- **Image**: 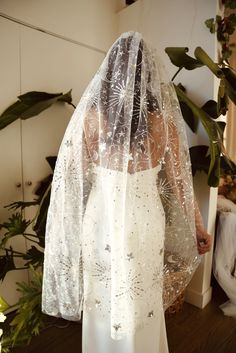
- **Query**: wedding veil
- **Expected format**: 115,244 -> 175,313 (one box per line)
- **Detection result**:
42,31 -> 201,339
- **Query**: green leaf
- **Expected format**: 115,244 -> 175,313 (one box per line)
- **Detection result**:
46,156 -> 57,171
189,145 -> 210,176
176,83 -> 186,93
1,333 -> 33,352
57,89 -> 73,104
217,79 -> 229,115
18,91 -> 63,104
0,101 -> 27,128
0,296 -> 10,312
5,201 -> 38,211
33,157 -> 57,248
217,30 -> 228,43
194,47 -> 224,78
7,267 -> 45,346
175,85 -> 221,186
0,90 -> 73,130
19,92 -> 69,120
225,25 -> 235,36
222,68 -> 236,105
23,246 -> 44,268
228,13 -> 236,26
0,213 -> 31,239
33,184 -> 51,249
220,154 -> 236,175
205,18 -> 216,33
34,189 -> 51,247
0,248 -> 16,281
34,174 -> 52,200
225,0 -> 236,8
201,100 -> 219,119
179,101 -> 199,132
165,47 -> 203,70
225,80 -> 236,105
216,15 -> 222,24
216,121 -> 226,141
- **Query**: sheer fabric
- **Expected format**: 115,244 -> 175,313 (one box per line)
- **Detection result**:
214,211 -> 236,318
42,31 -> 200,340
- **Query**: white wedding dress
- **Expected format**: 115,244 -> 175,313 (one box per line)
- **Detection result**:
82,165 -> 169,353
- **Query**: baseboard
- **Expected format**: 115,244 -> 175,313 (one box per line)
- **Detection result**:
184,286 -> 212,309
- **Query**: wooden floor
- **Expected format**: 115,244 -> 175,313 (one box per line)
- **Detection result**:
166,278 -> 236,353
10,279 -> 236,353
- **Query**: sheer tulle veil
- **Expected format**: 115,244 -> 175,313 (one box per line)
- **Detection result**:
42,31 -> 201,339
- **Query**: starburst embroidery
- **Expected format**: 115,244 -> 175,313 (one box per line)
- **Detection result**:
152,267 -> 162,288
157,177 -> 173,205
92,261 -> 111,288
59,255 -> 77,282
115,270 -> 144,299
133,93 -> 148,118
83,89 -> 99,106
109,80 -> 133,108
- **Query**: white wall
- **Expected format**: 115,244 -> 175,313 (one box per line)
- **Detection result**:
0,0 -> 118,52
117,0 -> 217,308
0,0 -> 119,306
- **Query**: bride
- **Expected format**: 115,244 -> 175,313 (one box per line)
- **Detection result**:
42,31 -> 212,353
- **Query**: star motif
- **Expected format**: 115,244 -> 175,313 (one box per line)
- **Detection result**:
95,299 -> 101,307
100,142 -> 106,152
113,323 -> 121,331
127,253 -> 134,261
128,154 -> 133,161
65,140 -> 72,147
105,244 -> 111,252
148,310 -> 154,317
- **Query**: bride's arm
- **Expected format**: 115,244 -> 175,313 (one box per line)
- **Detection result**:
194,198 -> 212,254
153,114 -> 212,255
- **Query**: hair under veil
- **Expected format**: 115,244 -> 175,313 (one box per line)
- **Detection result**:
42,32 -> 201,340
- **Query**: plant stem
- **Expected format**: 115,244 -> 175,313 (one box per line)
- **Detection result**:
69,102 -> 76,109
1,248 -> 25,256
171,67 -> 183,81
22,235 -> 39,244
0,254 -> 23,258
7,303 -> 19,310
195,47 -> 224,78
14,266 -> 29,270
23,232 -> 40,238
